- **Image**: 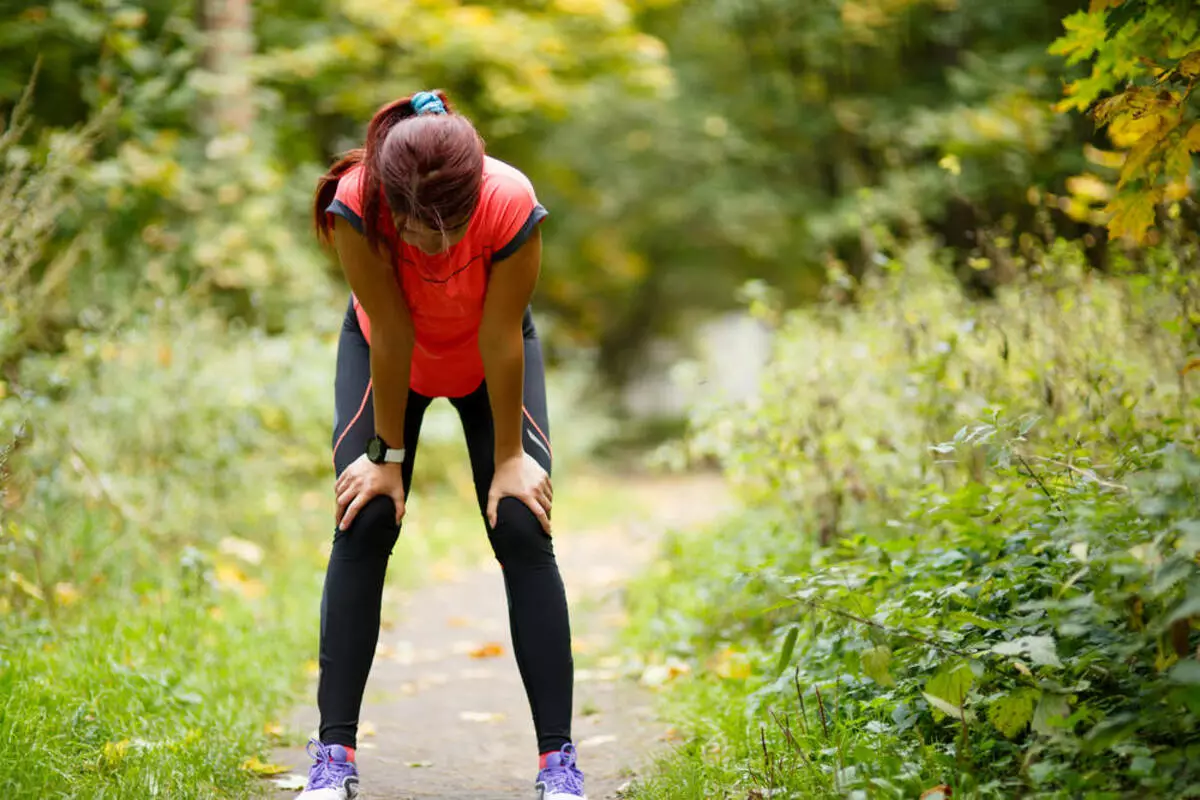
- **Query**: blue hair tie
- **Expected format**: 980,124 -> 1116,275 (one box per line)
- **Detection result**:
411,91 -> 447,116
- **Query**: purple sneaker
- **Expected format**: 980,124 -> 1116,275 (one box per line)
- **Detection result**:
535,743 -> 586,799
297,739 -> 359,799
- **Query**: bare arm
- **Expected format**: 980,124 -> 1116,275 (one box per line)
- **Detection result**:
479,227 -> 542,463
332,216 -> 414,449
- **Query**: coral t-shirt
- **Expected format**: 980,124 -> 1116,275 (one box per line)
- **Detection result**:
326,156 -> 548,398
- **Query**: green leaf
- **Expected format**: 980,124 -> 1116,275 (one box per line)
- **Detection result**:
924,663 -> 975,721
1152,555 -> 1195,597
990,635 -> 1064,668
988,689 -> 1037,739
861,645 -> 895,687
922,691 -> 976,723
1032,693 -> 1071,736
1168,660 -> 1200,685
775,626 -> 798,677
1166,595 -> 1200,627
949,611 -> 1002,630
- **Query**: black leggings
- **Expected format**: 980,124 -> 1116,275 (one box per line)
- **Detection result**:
317,298 -> 573,754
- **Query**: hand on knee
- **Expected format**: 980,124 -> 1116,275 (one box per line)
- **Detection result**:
488,497 -> 554,568
332,495 -> 401,559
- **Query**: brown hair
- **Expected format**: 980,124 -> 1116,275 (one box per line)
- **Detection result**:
313,90 -> 485,253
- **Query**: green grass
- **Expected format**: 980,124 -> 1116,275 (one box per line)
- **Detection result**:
0,552 -> 314,797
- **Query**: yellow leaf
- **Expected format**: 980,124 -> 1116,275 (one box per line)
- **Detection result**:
53,582 -> 81,607
468,642 -> 505,659
1181,358 -> 1200,376
1084,143 -> 1126,169
1176,50 -> 1200,79
1088,0 -> 1122,10
102,740 -> 130,767
241,755 -> 290,776
1106,191 -> 1159,243
8,570 -> 43,601
1117,128 -> 1167,189
1066,173 -> 1113,202
711,647 -> 753,680
263,722 -> 284,736
1184,122 -> 1200,152
938,153 -> 961,176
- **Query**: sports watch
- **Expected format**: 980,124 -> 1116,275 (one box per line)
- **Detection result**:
365,435 -> 405,465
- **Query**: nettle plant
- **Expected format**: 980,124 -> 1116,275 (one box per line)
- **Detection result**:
756,414 -> 1200,796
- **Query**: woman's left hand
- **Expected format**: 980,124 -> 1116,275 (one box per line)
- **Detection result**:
487,452 -> 552,533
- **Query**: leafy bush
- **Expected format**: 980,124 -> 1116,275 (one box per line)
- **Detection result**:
625,240 -> 1200,798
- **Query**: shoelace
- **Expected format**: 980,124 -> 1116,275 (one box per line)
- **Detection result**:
305,739 -> 354,787
539,745 -> 584,793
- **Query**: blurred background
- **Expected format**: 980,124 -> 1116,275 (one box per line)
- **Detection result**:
2,0 -> 1199,797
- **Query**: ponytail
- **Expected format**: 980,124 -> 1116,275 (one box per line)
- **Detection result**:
312,90 -> 456,251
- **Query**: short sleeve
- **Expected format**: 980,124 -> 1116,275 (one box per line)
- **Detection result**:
326,164 -> 367,235
489,174 -> 549,263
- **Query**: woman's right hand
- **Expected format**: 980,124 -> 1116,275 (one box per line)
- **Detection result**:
335,453 -> 407,530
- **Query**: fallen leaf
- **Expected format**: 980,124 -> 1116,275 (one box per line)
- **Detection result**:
214,562 -> 266,599
407,760 -> 434,768
241,755 -> 290,776
659,727 -> 686,742
711,647 -> 752,680
270,774 -> 308,791
263,721 -> 283,737
102,739 -> 130,767
53,582 -> 81,606
1182,358 -> 1200,376
469,642 -> 505,659
359,720 -> 377,738
640,659 -> 691,688
304,659 -> 319,678
447,616 -> 472,628
459,711 -> 506,723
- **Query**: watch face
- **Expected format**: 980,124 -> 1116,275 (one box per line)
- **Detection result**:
367,437 -> 383,462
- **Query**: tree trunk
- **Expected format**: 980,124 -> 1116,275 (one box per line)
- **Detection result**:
197,0 -> 254,140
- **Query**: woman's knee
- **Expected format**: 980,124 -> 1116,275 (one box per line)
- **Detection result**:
487,497 -> 554,567
331,495 -> 401,560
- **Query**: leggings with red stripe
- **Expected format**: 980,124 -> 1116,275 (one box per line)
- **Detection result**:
318,297 -> 572,754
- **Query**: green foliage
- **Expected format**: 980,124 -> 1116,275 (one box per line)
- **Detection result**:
624,242 -> 1200,798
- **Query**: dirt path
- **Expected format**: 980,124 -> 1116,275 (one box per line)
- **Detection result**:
269,471 -> 731,800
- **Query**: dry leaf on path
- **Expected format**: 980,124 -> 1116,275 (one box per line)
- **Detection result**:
270,774 -> 308,791
263,721 -> 283,737
459,711 -> 506,723
468,642 -> 505,659
639,659 -> 691,688
359,720 -> 377,738
241,755 -> 290,776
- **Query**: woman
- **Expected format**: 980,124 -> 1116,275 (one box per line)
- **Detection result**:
299,89 -> 585,800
